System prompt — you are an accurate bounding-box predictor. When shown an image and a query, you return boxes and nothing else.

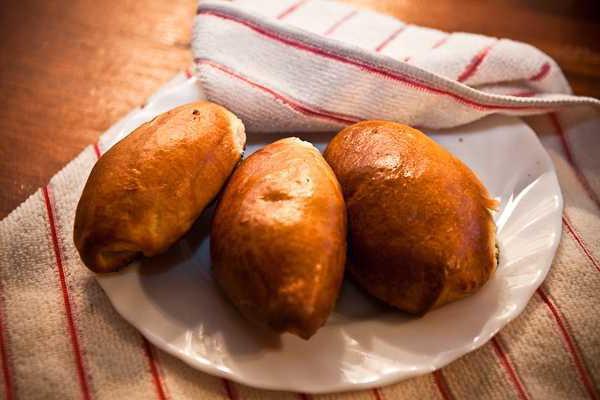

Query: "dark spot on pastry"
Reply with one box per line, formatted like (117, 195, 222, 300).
(192, 110, 200, 115)
(262, 190, 292, 202)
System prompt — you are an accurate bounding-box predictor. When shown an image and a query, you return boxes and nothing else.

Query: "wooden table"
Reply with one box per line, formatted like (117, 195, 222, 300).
(1, 0, 598, 218)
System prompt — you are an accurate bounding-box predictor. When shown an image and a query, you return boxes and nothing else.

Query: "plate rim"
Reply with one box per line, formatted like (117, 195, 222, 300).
(95, 76, 564, 394)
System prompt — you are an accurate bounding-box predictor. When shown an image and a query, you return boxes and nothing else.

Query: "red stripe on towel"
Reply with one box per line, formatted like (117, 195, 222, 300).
(432, 34, 450, 49)
(404, 34, 449, 63)
(93, 143, 102, 159)
(433, 371, 453, 400)
(43, 186, 92, 400)
(277, 0, 308, 20)
(0, 287, 13, 400)
(549, 113, 600, 209)
(195, 58, 359, 124)
(198, 11, 550, 113)
(537, 288, 598, 400)
(375, 25, 408, 52)
(373, 387, 385, 400)
(142, 338, 167, 400)
(529, 62, 551, 81)
(222, 379, 238, 400)
(324, 9, 358, 36)
(563, 215, 600, 273)
(457, 41, 496, 82)
(491, 336, 530, 400)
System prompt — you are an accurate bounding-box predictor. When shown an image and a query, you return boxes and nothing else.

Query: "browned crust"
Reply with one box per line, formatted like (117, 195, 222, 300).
(211, 138, 347, 339)
(74, 101, 246, 272)
(324, 121, 497, 314)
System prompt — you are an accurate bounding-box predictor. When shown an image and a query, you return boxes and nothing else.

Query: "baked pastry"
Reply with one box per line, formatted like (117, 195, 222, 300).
(211, 138, 347, 339)
(74, 101, 246, 273)
(324, 121, 497, 314)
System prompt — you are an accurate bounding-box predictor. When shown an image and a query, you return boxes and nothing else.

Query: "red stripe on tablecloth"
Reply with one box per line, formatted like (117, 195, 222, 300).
(324, 9, 358, 36)
(93, 143, 102, 159)
(491, 336, 530, 400)
(184, 68, 193, 79)
(563, 215, 600, 273)
(142, 338, 168, 400)
(537, 288, 599, 400)
(432, 34, 450, 49)
(222, 378, 238, 400)
(529, 62, 551, 81)
(198, 11, 551, 113)
(373, 387, 385, 400)
(404, 34, 450, 62)
(0, 287, 13, 400)
(404, 34, 450, 63)
(43, 186, 92, 400)
(375, 25, 408, 52)
(433, 371, 453, 400)
(549, 113, 600, 209)
(457, 41, 496, 82)
(195, 57, 359, 124)
(277, 0, 308, 20)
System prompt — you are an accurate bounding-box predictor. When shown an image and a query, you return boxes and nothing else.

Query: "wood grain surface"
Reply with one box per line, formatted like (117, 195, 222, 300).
(0, 0, 598, 218)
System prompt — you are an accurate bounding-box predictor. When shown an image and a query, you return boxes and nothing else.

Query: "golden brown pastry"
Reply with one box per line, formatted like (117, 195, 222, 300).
(211, 138, 347, 339)
(324, 121, 497, 314)
(74, 101, 246, 273)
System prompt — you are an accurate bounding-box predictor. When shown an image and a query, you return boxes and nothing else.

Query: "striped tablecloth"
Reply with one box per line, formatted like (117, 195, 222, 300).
(1, 0, 599, 399)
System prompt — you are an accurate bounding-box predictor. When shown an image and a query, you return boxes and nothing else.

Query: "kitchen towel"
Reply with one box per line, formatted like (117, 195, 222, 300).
(1, 0, 599, 399)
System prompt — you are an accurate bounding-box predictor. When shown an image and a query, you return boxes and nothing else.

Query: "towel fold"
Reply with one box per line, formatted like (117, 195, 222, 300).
(192, 0, 599, 131)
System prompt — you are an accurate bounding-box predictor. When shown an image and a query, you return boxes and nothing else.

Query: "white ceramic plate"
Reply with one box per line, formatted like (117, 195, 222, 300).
(97, 74, 563, 394)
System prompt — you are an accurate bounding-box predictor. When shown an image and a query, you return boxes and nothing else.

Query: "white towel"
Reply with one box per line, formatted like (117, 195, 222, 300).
(192, 0, 598, 129)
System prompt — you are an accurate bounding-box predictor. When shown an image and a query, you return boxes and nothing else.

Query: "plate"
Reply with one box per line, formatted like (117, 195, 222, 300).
(96, 74, 563, 394)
